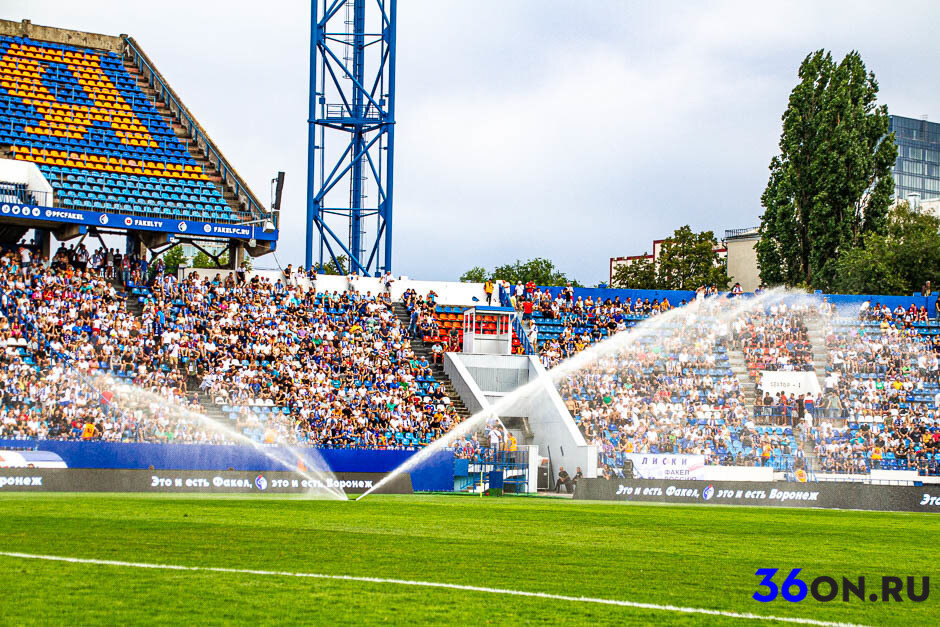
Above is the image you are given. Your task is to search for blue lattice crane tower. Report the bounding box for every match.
[306,0,397,276]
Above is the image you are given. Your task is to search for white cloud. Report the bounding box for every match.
[3,1,938,284]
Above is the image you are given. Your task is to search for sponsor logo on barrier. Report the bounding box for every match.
[919,493,940,506]
[0,469,410,494]
[1,204,9,214]
[178,221,187,232]
[702,485,714,501]
[753,568,929,603]
[44,209,85,221]
[0,475,43,487]
[129,218,164,228]
[124,217,133,226]
[203,225,251,236]
[99,214,109,225]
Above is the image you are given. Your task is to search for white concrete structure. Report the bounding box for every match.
[444,352,598,480]
[461,307,514,355]
[0,159,54,205]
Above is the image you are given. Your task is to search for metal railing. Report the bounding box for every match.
[724,227,759,239]
[0,183,51,207]
[498,284,535,355]
[324,103,383,120]
[122,38,272,227]
[455,448,530,493]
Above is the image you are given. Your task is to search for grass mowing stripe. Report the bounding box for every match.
[0,551,867,627]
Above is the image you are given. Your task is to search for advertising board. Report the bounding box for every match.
[575,478,940,512]
[0,469,413,494]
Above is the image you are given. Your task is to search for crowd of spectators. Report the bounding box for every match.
[810,300,940,474]
[519,289,676,369]
[556,299,802,477]
[0,246,469,451]
[5,245,940,477]
[733,302,815,373]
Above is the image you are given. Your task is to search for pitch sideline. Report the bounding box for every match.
[0,551,865,626]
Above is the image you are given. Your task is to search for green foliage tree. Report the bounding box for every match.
[322,255,348,275]
[656,226,729,290]
[191,250,229,269]
[459,266,488,283]
[757,50,897,291]
[459,258,580,287]
[610,255,656,289]
[834,202,940,295]
[161,245,188,274]
[609,226,728,290]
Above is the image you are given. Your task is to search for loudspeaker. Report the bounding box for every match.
[622,459,634,479]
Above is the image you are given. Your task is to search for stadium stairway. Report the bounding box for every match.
[805,318,829,392]
[194,389,233,426]
[727,347,757,410]
[120,58,246,220]
[391,303,472,424]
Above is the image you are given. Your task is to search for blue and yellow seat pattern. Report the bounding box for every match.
[0,35,236,221]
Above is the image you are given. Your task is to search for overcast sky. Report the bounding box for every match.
[4,1,939,284]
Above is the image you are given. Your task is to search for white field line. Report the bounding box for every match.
[0,551,865,626]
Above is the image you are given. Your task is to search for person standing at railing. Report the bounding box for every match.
[484,279,494,305]
[527,322,538,350]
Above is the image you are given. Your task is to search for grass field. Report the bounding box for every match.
[0,493,936,625]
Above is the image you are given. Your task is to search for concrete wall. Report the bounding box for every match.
[442,352,488,416]
[0,158,54,202]
[0,19,123,52]
[725,235,760,292]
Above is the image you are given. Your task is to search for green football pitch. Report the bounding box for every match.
[0,493,935,625]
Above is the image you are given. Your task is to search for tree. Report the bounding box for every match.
[610,255,656,289]
[757,50,897,291]
[834,202,940,295]
[459,258,581,286]
[192,250,229,269]
[656,226,729,290]
[161,245,188,274]
[459,266,487,283]
[322,255,348,275]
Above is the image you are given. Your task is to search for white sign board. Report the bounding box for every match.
[759,371,821,397]
[625,454,705,480]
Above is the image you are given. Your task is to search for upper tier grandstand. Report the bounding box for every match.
[0,19,274,258]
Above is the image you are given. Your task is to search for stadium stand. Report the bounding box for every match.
[0,247,472,449]
[0,34,245,222]
[811,302,940,475]
[402,288,526,354]
[0,246,938,477]
[0,19,273,246]
[556,297,804,477]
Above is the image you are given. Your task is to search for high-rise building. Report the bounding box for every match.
[890,115,940,202]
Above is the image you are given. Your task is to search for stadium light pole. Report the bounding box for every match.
[305,0,397,276]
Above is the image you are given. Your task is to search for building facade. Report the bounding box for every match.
[609,238,727,287]
[723,227,760,292]
[890,115,940,202]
